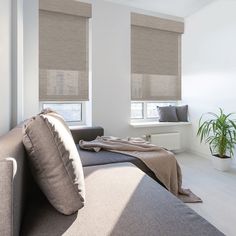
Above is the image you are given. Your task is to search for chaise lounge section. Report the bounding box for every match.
[0,125,224,236]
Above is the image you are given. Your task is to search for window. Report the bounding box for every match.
[131,13,184,101]
[131,101,177,120]
[131,103,144,119]
[130,13,183,121]
[39,0,91,124]
[146,103,159,118]
[42,103,82,123]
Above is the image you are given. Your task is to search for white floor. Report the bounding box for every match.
[177,153,236,236]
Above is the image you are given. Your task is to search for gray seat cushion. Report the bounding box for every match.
[77,145,165,187]
[21,163,223,236]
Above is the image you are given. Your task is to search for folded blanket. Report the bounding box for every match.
[79,136,202,203]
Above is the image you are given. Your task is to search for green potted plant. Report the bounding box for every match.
[197,108,236,171]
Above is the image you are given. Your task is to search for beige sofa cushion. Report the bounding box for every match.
[21,163,223,236]
[23,110,85,215]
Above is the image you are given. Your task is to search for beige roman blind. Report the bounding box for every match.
[39,0,91,101]
[131,13,184,101]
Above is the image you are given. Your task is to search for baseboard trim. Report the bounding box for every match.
[185,149,212,160]
[186,149,236,167]
[173,148,186,154]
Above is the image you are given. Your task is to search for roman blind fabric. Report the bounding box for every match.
[39,0,91,101]
[131,13,184,101]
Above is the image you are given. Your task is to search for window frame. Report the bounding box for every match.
[40,101,86,126]
[131,102,144,120]
[131,101,178,122]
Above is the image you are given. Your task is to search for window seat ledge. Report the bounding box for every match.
[130,121,192,128]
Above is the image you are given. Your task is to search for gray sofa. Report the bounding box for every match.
[0,125,224,236]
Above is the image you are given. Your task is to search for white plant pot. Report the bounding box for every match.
[212,156,231,171]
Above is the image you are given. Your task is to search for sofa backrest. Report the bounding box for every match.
[70,126,104,143]
[0,125,104,236]
[0,125,32,236]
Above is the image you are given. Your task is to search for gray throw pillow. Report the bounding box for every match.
[23,109,85,215]
[157,106,178,122]
[176,105,188,122]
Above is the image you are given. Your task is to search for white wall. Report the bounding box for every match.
[91,0,131,137]
[12,0,24,127]
[183,0,236,159]
[11,0,39,127]
[2,0,39,133]
[0,0,11,135]
[23,0,39,119]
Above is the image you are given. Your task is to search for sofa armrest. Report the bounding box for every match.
[70,126,104,144]
[0,158,15,236]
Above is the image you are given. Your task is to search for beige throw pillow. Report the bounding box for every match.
[23,110,85,215]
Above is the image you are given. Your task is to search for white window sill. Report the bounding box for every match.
[130,121,192,128]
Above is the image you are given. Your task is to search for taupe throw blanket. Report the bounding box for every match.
[79,136,202,203]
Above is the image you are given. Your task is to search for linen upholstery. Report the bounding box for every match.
[0,125,30,236]
[0,159,14,236]
[23,111,85,215]
[157,106,178,122]
[21,163,223,236]
[0,125,103,236]
[0,125,224,236]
